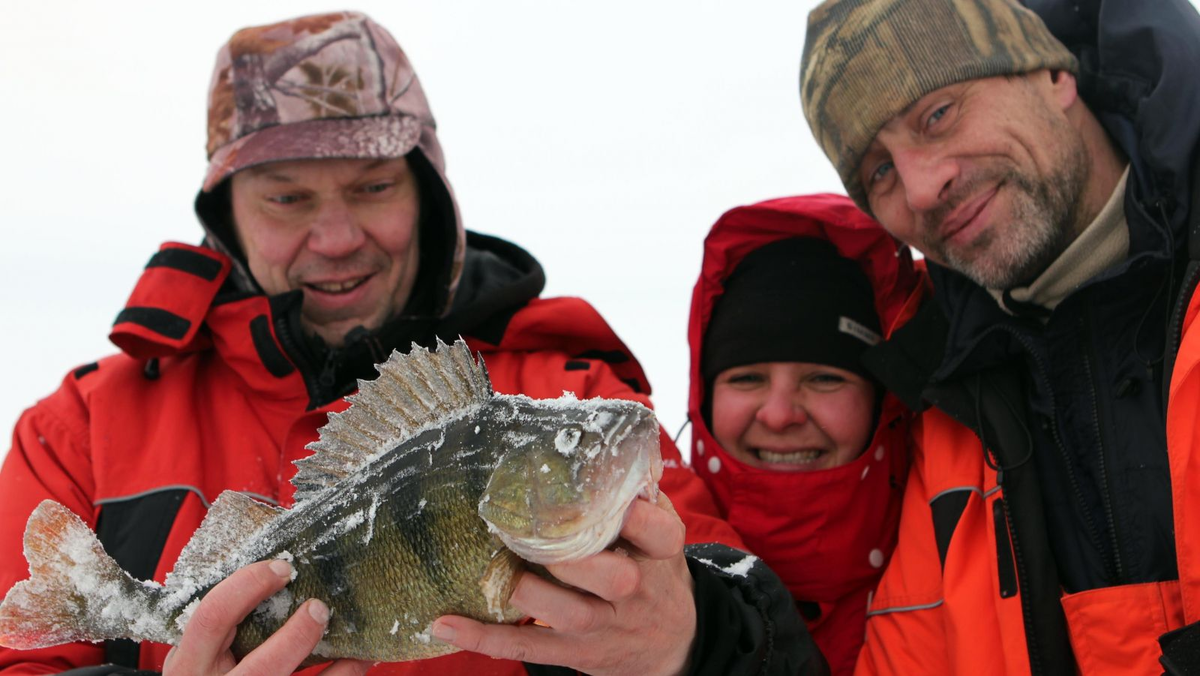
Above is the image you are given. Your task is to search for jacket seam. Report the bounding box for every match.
[866,599,944,617]
[95,485,278,510]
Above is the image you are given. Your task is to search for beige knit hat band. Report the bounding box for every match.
[800,0,1077,209]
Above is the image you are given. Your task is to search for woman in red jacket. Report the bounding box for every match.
[686,194,926,674]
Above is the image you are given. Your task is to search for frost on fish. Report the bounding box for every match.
[0,338,662,664]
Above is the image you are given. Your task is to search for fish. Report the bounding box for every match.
[0,338,662,662]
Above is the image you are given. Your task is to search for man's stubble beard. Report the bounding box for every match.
[924,125,1091,290]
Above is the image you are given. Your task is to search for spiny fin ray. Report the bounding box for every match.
[294,338,493,502]
[169,492,283,587]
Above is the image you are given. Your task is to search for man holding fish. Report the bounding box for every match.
[0,12,822,676]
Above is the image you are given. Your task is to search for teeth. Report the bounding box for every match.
[310,278,365,293]
[758,449,822,465]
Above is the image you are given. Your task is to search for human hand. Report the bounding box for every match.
[163,560,372,676]
[431,493,697,676]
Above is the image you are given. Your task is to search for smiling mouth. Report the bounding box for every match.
[305,276,371,294]
[939,185,999,242]
[754,448,823,465]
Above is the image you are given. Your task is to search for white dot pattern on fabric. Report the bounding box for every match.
[861,466,870,480]
[697,440,705,456]
[874,445,885,461]
[708,456,721,474]
[869,549,885,568]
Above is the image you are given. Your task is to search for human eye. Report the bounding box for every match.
[924,103,951,129]
[720,369,766,388]
[808,372,847,390]
[867,160,894,186]
[267,193,306,206]
[360,180,395,195]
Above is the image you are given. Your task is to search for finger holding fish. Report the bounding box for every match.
[165,560,369,676]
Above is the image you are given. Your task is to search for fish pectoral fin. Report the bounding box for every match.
[479,546,526,623]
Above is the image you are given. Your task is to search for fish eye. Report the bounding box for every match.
[555,427,582,453]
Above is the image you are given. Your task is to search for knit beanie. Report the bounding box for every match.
[800,0,1077,210]
[702,238,882,382]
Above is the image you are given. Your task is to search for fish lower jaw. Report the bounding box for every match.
[493,515,626,565]
[487,447,658,565]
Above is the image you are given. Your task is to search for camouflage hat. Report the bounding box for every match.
[800,0,1077,209]
[202,11,436,191]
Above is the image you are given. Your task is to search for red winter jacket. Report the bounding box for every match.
[0,236,740,676]
[686,195,926,675]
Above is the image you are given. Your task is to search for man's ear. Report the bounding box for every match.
[1048,69,1080,113]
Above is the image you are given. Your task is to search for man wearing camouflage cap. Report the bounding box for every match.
[0,12,826,676]
[801,0,1200,673]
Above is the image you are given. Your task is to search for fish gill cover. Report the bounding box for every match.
[0,338,662,663]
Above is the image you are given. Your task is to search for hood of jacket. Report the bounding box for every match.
[685,193,925,608]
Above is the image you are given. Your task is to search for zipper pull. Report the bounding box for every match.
[993,498,1018,599]
[318,349,338,391]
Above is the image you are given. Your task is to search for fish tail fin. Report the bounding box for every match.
[0,500,169,649]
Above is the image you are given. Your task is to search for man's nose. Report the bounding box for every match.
[306,198,365,257]
[755,391,808,431]
[894,147,958,213]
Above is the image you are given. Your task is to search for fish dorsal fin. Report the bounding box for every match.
[293,337,493,502]
[167,491,283,589]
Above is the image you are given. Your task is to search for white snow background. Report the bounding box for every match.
[4,1,1193,467]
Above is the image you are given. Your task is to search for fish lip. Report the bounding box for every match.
[937,185,999,243]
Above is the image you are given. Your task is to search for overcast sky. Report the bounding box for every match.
[3,1,1196,467]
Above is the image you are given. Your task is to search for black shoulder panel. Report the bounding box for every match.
[572,349,630,365]
[930,489,972,571]
[96,489,189,669]
[74,363,100,380]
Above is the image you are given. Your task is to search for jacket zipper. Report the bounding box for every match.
[987,328,1095,675]
[1003,329,1111,580]
[271,310,337,408]
[1079,318,1125,582]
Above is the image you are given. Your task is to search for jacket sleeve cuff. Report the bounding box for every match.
[1160,619,1200,675]
[684,543,829,676]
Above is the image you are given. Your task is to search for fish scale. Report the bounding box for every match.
[0,338,662,664]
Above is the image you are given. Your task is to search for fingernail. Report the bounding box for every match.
[308,598,330,623]
[269,559,292,577]
[430,621,456,643]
